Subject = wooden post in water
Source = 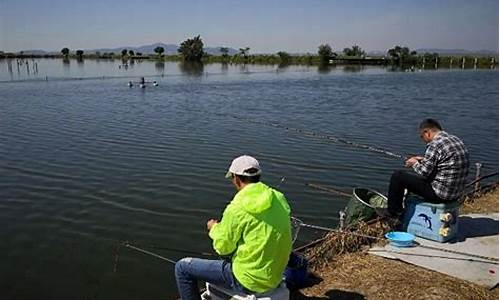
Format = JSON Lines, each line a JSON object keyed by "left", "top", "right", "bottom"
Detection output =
{"left": 462, "top": 57, "right": 465, "bottom": 69}
{"left": 450, "top": 58, "right": 453, "bottom": 69}
{"left": 491, "top": 57, "right": 495, "bottom": 69}
{"left": 435, "top": 57, "right": 438, "bottom": 69}
{"left": 475, "top": 162, "right": 482, "bottom": 194}
{"left": 422, "top": 56, "right": 425, "bottom": 69}
{"left": 474, "top": 58, "right": 478, "bottom": 69}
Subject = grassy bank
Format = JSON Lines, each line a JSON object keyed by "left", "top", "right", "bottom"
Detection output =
{"left": 294, "top": 187, "right": 499, "bottom": 299}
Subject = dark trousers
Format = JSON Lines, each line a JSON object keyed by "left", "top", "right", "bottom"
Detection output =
{"left": 387, "top": 170, "right": 443, "bottom": 215}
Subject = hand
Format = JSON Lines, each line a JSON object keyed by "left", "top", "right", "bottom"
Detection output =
{"left": 207, "top": 219, "right": 218, "bottom": 231}
{"left": 405, "top": 157, "right": 419, "bottom": 167}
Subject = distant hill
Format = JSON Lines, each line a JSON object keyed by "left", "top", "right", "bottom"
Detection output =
{"left": 415, "top": 48, "right": 498, "bottom": 56}
{"left": 16, "top": 42, "right": 238, "bottom": 56}
{"left": 88, "top": 42, "right": 238, "bottom": 55}
{"left": 367, "top": 50, "right": 386, "bottom": 56}
{"left": 15, "top": 45, "right": 498, "bottom": 57}
{"left": 20, "top": 49, "right": 55, "bottom": 55}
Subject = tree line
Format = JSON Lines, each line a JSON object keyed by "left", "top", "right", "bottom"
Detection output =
{"left": 53, "top": 38, "right": 498, "bottom": 68}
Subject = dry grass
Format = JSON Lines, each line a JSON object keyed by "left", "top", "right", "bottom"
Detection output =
{"left": 304, "top": 219, "right": 393, "bottom": 271}
{"left": 295, "top": 253, "right": 497, "bottom": 300}
{"left": 294, "top": 187, "right": 499, "bottom": 300}
{"left": 462, "top": 186, "right": 499, "bottom": 214}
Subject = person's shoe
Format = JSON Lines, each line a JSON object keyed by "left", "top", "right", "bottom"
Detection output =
{"left": 375, "top": 208, "right": 404, "bottom": 230}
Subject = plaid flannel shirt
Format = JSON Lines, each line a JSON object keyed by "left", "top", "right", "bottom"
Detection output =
{"left": 412, "top": 131, "right": 469, "bottom": 200}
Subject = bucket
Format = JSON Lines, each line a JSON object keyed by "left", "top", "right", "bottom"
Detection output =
{"left": 345, "top": 188, "right": 388, "bottom": 225}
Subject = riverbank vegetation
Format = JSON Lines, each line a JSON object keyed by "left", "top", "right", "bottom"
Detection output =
{"left": 1, "top": 38, "right": 497, "bottom": 69}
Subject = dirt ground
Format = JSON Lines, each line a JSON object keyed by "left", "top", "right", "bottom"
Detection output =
{"left": 292, "top": 187, "right": 499, "bottom": 300}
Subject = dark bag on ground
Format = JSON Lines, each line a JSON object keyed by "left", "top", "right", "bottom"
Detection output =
{"left": 283, "top": 252, "right": 308, "bottom": 290}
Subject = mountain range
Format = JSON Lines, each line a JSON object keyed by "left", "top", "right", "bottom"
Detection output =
{"left": 19, "top": 42, "right": 239, "bottom": 55}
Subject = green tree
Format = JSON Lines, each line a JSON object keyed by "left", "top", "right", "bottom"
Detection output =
{"left": 61, "top": 47, "right": 70, "bottom": 57}
{"left": 121, "top": 49, "right": 128, "bottom": 57}
{"left": 277, "top": 51, "right": 291, "bottom": 64}
{"left": 387, "top": 45, "right": 416, "bottom": 64}
{"left": 154, "top": 46, "right": 165, "bottom": 57}
{"left": 136, "top": 52, "right": 142, "bottom": 56}
{"left": 76, "top": 49, "right": 84, "bottom": 59}
{"left": 318, "top": 44, "right": 334, "bottom": 63}
{"left": 220, "top": 47, "right": 229, "bottom": 60}
{"left": 128, "top": 50, "right": 135, "bottom": 56}
{"left": 343, "top": 44, "right": 366, "bottom": 57}
{"left": 239, "top": 47, "right": 250, "bottom": 57}
{"left": 178, "top": 35, "right": 204, "bottom": 62}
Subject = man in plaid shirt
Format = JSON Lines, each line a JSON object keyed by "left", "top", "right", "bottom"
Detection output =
{"left": 386, "top": 118, "right": 469, "bottom": 217}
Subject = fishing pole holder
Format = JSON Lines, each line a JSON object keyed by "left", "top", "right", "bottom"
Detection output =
{"left": 338, "top": 208, "right": 347, "bottom": 229}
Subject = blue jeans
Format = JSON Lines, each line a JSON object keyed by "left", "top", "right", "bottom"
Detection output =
{"left": 175, "top": 258, "right": 245, "bottom": 300}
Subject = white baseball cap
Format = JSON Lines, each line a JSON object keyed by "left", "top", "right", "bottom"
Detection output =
{"left": 225, "top": 155, "right": 262, "bottom": 178}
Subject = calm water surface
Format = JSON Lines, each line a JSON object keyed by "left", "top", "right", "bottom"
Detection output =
{"left": 0, "top": 59, "right": 498, "bottom": 299}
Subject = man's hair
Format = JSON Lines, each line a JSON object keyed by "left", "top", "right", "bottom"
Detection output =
{"left": 235, "top": 168, "right": 261, "bottom": 183}
{"left": 419, "top": 118, "right": 442, "bottom": 131}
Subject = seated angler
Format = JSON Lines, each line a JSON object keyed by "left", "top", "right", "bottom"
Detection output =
{"left": 175, "top": 155, "right": 292, "bottom": 300}
{"left": 383, "top": 118, "right": 469, "bottom": 218}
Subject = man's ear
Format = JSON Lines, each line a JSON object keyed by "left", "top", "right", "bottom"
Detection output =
{"left": 233, "top": 176, "right": 241, "bottom": 187}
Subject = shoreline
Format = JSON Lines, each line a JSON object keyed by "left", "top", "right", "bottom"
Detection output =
{"left": 293, "top": 186, "right": 499, "bottom": 299}
{"left": 1, "top": 54, "right": 497, "bottom": 69}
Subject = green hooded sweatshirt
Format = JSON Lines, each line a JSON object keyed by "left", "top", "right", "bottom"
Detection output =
{"left": 208, "top": 182, "right": 292, "bottom": 293}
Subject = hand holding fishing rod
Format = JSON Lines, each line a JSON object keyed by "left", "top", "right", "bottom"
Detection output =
{"left": 404, "top": 156, "right": 424, "bottom": 167}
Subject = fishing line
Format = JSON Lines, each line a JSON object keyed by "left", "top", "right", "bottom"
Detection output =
{"left": 179, "top": 106, "right": 405, "bottom": 160}
{"left": 305, "top": 183, "right": 351, "bottom": 197}
{"left": 221, "top": 113, "right": 406, "bottom": 160}
{"left": 291, "top": 217, "right": 499, "bottom": 262}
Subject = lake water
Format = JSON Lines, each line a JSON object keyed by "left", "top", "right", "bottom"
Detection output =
{"left": 0, "top": 59, "right": 498, "bottom": 299}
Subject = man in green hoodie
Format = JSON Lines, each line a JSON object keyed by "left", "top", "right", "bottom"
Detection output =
{"left": 175, "top": 155, "right": 292, "bottom": 300}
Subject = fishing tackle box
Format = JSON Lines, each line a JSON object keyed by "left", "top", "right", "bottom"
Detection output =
{"left": 402, "top": 196, "right": 460, "bottom": 242}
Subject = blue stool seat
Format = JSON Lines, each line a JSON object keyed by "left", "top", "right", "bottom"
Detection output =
{"left": 402, "top": 196, "right": 459, "bottom": 242}
{"left": 201, "top": 282, "right": 289, "bottom": 300}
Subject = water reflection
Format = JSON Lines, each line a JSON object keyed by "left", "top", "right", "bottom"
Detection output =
{"left": 278, "top": 62, "right": 291, "bottom": 71}
{"left": 155, "top": 61, "right": 165, "bottom": 73}
{"left": 220, "top": 63, "right": 229, "bottom": 73}
{"left": 343, "top": 65, "right": 365, "bottom": 73}
{"left": 179, "top": 61, "right": 204, "bottom": 77}
{"left": 62, "top": 58, "right": 70, "bottom": 73}
{"left": 239, "top": 64, "right": 249, "bottom": 74}
{"left": 317, "top": 63, "right": 335, "bottom": 74}
{"left": 7, "top": 59, "right": 13, "bottom": 80}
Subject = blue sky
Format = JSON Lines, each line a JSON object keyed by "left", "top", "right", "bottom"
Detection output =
{"left": 0, "top": 0, "right": 498, "bottom": 53}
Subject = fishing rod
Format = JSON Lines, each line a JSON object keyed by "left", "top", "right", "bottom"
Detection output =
{"left": 368, "top": 249, "right": 498, "bottom": 265}
{"left": 113, "top": 241, "right": 184, "bottom": 273}
{"left": 291, "top": 217, "right": 499, "bottom": 262}
{"left": 122, "top": 242, "right": 177, "bottom": 264}
{"left": 305, "top": 183, "right": 351, "bottom": 197}
{"left": 464, "top": 172, "right": 499, "bottom": 189}
{"left": 307, "top": 172, "right": 499, "bottom": 201}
